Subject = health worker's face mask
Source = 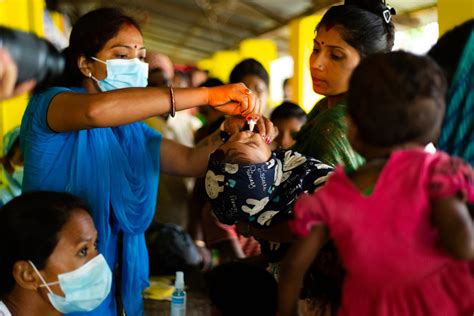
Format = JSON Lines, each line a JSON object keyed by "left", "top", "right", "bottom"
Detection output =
{"left": 90, "top": 56, "right": 148, "bottom": 91}
{"left": 29, "top": 254, "right": 112, "bottom": 313}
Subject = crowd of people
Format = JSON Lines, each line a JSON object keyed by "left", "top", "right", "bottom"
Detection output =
{"left": 0, "top": 0, "right": 472, "bottom": 316}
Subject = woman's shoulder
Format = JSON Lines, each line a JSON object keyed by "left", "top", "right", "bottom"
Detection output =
{"left": 31, "top": 86, "right": 83, "bottom": 99}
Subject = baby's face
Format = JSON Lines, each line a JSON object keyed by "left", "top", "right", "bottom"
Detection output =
{"left": 219, "top": 131, "right": 272, "bottom": 164}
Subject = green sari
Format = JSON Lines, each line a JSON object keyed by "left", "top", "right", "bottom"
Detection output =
{"left": 292, "top": 98, "right": 363, "bottom": 169}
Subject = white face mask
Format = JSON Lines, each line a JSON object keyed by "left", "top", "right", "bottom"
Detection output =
{"left": 90, "top": 57, "right": 148, "bottom": 91}
{"left": 29, "top": 254, "right": 112, "bottom": 313}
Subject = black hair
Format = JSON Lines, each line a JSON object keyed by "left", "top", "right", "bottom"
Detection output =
{"left": 206, "top": 261, "right": 278, "bottom": 316}
{"left": 0, "top": 191, "right": 91, "bottom": 298}
{"left": 199, "top": 77, "right": 225, "bottom": 88}
{"left": 61, "top": 8, "right": 141, "bottom": 87}
{"left": 348, "top": 51, "right": 447, "bottom": 147}
{"left": 270, "top": 101, "right": 307, "bottom": 123}
{"left": 317, "top": 0, "right": 396, "bottom": 58}
{"left": 428, "top": 19, "right": 473, "bottom": 86}
{"left": 229, "top": 58, "right": 269, "bottom": 88}
{"left": 4, "top": 138, "right": 20, "bottom": 161}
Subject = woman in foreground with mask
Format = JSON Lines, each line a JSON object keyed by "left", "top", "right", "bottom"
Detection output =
{"left": 0, "top": 191, "right": 112, "bottom": 316}
{"left": 20, "top": 7, "right": 268, "bottom": 316}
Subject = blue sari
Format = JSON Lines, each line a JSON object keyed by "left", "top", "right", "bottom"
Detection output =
{"left": 21, "top": 87, "right": 162, "bottom": 316}
{"left": 437, "top": 31, "right": 474, "bottom": 166}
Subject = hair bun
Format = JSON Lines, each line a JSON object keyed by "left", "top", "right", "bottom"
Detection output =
{"left": 344, "top": 0, "right": 396, "bottom": 23}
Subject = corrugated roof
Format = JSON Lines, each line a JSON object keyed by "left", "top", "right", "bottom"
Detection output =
{"left": 57, "top": 0, "right": 437, "bottom": 64}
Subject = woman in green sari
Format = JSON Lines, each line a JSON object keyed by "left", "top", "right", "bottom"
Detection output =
{"left": 293, "top": 0, "right": 396, "bottom": 171}
{"left": 289, "top": 1, "right": 397, "bottom": 314}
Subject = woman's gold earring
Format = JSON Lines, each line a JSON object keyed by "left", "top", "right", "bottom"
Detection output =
{"left": 88, "top": 73, "right": 92, "bottom": 78}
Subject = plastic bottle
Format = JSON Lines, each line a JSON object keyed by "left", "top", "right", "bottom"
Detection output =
{"left": 170, "top": 271, "right": 186, "bottom": 316}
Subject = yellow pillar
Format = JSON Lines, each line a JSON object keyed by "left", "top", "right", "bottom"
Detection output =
{"left": 207, "top": 50, "right": 242, "bottom": 83}
{"left": 289, "top": 15, "right": 322, "bottom": 112}
{"left": 0, "top": 0, "right": 45, "bottom": 140}
{"left": 239, "top": 39, "right": 277, "bottom": 78}
{"left": 438, "top": 0, "right": 473, "bottom": 35}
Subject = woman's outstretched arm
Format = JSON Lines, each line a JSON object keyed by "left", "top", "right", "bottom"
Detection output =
{"left": 47, "top": 84, "right": 261, "bottom": 132}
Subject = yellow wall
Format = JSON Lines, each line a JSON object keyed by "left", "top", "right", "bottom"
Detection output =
{"left": 206, "top": 50, "right": 242, "bottom": 83}
{"left": 239, "top": 38, "right": 277, "bottom": 78}
{"left": 198, "top": 39, "right": 278, "bottom": 84}
{"left": 0, "top": 0, "right": 45, "bottom": 140}
{"left": 438, "top": 0, "right": 473, "bottom": 35}
{"left": 289, "top": 15, "right": 322, "bottom": 112}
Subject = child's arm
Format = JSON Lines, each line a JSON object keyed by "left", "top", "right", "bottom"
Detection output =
{"left": 236, "top": 220, "right": 294, "bottom": 242}
{"left": 278, "top": 224, "right": 328, "bottom": 316}
{"left": 431, "top": 196, "right": 474, "bottom": 260}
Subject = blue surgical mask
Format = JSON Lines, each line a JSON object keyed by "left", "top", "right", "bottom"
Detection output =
{"left": 29, "top": 254, "right": 112, "bottom": 313}
{"left": 90, "top": 57, "right": 148, "bottom": 91}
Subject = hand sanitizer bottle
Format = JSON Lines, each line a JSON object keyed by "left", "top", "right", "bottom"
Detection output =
{"left": 171, "top": 271, "right": 186, "bottom": 316}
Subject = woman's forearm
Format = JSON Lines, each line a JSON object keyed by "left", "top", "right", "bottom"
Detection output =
{"left": 48, "top": 87, "right": 208, "bottom": 132}
{"left": 160, "top": 129, "right": 223, "bottom": 177}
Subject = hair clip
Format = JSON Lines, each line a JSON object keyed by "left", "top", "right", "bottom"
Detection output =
{"left": 382, "top": 5, "right": 396, "bottom": 24}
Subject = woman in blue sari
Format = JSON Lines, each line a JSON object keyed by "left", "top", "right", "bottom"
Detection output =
{"left": 428, "top": 19, "right": 473, "bottom": 166}
{"left": 20, "top": 8, "right": 266, "bottom": 316}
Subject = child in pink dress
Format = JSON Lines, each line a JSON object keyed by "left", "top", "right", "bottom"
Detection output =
{"left": 278, "top": 51, "right": 474, "bottom": 316}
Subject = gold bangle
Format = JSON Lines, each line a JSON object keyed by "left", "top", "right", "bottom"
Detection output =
{"left": 169, "top": 86, "right": 176, "bottom": 117}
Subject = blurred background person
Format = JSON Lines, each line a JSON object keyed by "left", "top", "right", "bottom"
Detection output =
{"left": 146, "top": 51, "right": 174, "bottom": 89}
{"left": 428, "top": 19, "right": 473, "bottom": 166}
{"left": 282, "top": 77, "right": 293, "bottom": 101}
{"left": 0, "top": 49, "right": 35, "bottom": 101}
{"left": 270, "top": 101, "right": 306, "bottom": 149}
{"left": 0, "top": 127, "right": 23, "bottom": 206}
{"left": 230, "top": 58, "right": 269, "bottom": 115}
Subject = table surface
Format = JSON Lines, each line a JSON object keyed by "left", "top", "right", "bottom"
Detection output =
{"left": 144, "top": 291, "right": 211, "bottom": 316}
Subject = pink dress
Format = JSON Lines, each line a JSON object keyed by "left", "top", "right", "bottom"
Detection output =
{"left": 291, "top": 149, "right": 474, "bottom": 316}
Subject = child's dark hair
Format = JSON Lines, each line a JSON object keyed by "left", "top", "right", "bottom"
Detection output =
{"left": 230, "top": 58, "right": 269, "bottom": 88}
{"left": 348, "top": 51, "right": 447, "bottom": 147}
{"left": 0, "top": 191, "right": 91, "bottom": 298}
{"left": 270, "top": 101, "right": 307, "bottom": 124}
{"left": 318, "top": 0, "right": 395, "bottom": 58}
{"left": 61, "top": 8, "right": 141, "bottom": 87}
{"left": 206, "top": 261, "right": 278, "bottom": 316}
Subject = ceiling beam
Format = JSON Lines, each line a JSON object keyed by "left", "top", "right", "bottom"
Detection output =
{"left": 240, "top": 1, "right": 287, "bottom": 24}
{"left": 143, "top": 31, "right": 216, "bottom": 54}
{"left": 144, "top": 20, "right": 234, "bottom": 47}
